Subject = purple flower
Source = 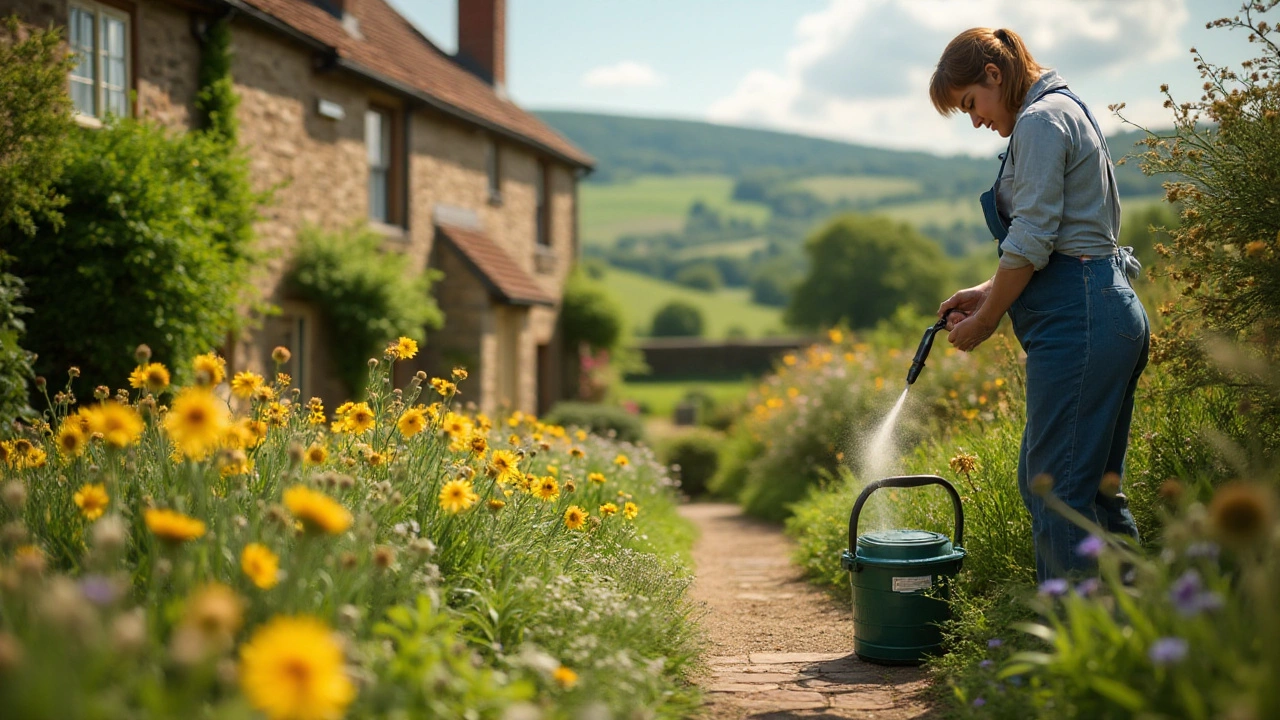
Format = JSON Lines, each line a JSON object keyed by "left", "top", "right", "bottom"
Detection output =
{"left": 1076, "top": 535, "right": 1105, "bottom": 558}
{"left": 979, "top": 659, "right": 994, "bottom": 670}
{"left": 987, "top": 638, "right": 1004, "bottom": 649}
{"left": 1185, "top": 542, "right": 1220, "bottom": 560}
{"left": 1075, "top": 577, "right": 1102, "bottom": 597}
{"left": 1148, "top": 637, "right": 1188, "bottom": 665}
{"left": 79, "top": 575, "right": 120, "bottom": 606}
{"left": 1169, "top": 569, "right": 1222, "bottom": 616}
{"left": 1038, "top": 578, "right": 1070, "bottom": 597}
{"left": 972, "top": 697, "right": 986, "bottom": 707}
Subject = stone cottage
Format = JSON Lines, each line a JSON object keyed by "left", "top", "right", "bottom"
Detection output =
{"left": 9, "top": 0, "right": 594, "bottom": 414}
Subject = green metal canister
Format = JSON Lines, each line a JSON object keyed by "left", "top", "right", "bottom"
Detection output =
{"left": 840, "top": 475, "right": 966, "bottom": 665}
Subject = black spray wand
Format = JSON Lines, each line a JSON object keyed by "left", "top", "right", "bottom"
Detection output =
{"left": 906, "top": 310, "right": 963, "bottom": 386}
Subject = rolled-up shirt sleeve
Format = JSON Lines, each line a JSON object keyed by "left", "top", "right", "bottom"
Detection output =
{"left": 998, "top": 113, "right": 1068, "bottom": 271}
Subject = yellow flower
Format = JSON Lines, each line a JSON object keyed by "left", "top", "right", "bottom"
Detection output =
{"left": 613, "top": 454, "right": 629, "bottom": 467}
{"left": 488, "top": 449, "right": 521, "bottom": 484}
{"left": 598, "top": 502, "right": 618, "bottom": 517}
{"left": 391, "top": 336, "right": 418, "bottom": 360}
{"left": 241, "top": 543, "right": 280, "bottom": 590}
{"left": 588, "top": 472, "right": 606, "bottom": 485}
{"left": 827, "top": 328, "right": 844, "bottom": 344}
{"left": 441, "top": 412, "right": 471, "bottom": 438}
{"left": 574, "top": 430, "right": 587, "bottom": 442}
{"left": 164, "top": 388, "right": 230, "bottom": 460}
{"left": 73, "top": 483, "right": 109, "bottom": 520}
{"left": 430, "top": 378, "right": 458, "bottom": 397}
{"left": 239, "top": 616, "right": 355, "bottom": 720}
{"left": 145, "top": 508, "right": 207, "bottom": 543}
{"left": 397, "top": 407, "right": 427, "bottom": 438}
{"left": 533, "top": 476, "right": 559, "bottom": 501}
{"left": 192, "top": 352, "right": 227, "bottom": 387}
{"left": 83, "top": 401, "right": 146, "bottom": 449}
{"left": 451, "top": 366, "right": 468, "bottom": 380}
{"left": 949, "top": 452, "right": 979, "bottom": 476}
{"left": 345, "top": 402, "right": 375, "bottom": 435}
{"left": 553, "top": 666, "right": 578, "bottom": 689}
{"left": 468, "top": 433, "right": 488, "bottom": 456}
{"left": 563, "top": 505, "right": 587, "bottom": 530}
{"left": 439, "top": 479, "right": 479, "bottom": 514}
{"left": 569, "top": 447, "right": 585, "bottom": 458}
{"left": 486, "top": 499, "right": 506, "bottom": 513}
{"left": 623, "top": 502, "right": 639, "bottom": 520}
{"left": 55, "top": 420, "right": 89, "bottom": 457}
{"left": 283, "top": 486, "right": 352, "bottom": 535}
{"left": 304, "top": 443, "right": 328, "bottom": 466}
{"left": 128, "top": 362, "right": 171, "bottom": 393}
{"left": 231, "top": 371, "right": 265, "bottom": 399}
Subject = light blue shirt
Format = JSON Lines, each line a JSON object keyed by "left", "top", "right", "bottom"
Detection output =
{"left": 997, "top": 70, "right": 1121, "bottom": 270}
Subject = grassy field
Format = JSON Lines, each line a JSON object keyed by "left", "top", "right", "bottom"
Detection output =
{"left": 599, "top": 265, "right": 785, "bottom": 339}
{"left": 790, "top": 174, "right": 923, "bottom": 203}
{"left": 673, "top": 236, "right": 770, "bottom": 260}
{"left": 614, "top": 378, "right": 753, "bottom": 419}
{"left": 872, "top": 196, "right": 987, "bottom": 227}
{"left": 580, "top": 174, "right": 771, "bottom": 247}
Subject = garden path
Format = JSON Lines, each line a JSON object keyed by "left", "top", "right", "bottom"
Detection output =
{"left": 682, "top": 503, "right": 935, "bottom": 720}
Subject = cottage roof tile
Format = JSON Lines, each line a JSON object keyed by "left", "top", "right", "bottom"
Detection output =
{"left": 436, "top": 223, "right": 556, "bottom": 307}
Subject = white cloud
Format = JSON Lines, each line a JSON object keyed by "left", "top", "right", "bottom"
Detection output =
{"left": 706, "top": 0, "right": 1190, "bottom": 155}
{"left": 581, "top": 61, "right": 664, "bottom": 89}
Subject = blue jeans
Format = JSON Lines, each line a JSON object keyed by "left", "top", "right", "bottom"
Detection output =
{"left": 1007, "top": 253, "right": 1148, "bottom": 581}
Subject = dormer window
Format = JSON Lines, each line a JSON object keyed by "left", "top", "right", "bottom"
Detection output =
{"left": 68, "top": 1, "right": 131, "bottom": 120}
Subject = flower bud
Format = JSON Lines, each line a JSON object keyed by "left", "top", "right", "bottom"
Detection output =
{"left": 1, "top": 482, "right": 26, "bottom": 511}
{"left": 271, "top": 346, "right": 291, "bottom": 364}
{"left": 134, "top": 344, "right": 152, "bottom": 363}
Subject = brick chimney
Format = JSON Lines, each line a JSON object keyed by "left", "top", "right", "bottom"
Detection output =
{"left": 457, "top": 0, "right": 505, "bottom": 90}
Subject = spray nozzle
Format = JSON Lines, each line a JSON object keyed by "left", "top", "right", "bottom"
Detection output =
{"left": 906, "top": 311, "right": 963, "bottom": 386}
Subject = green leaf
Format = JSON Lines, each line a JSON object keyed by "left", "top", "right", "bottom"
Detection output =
{"left": 1087, "top": 676, "right": 1146, "bottom": 711}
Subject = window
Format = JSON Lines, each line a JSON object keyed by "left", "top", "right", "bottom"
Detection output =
{"left": 535, "top": 160, "right": 551, "bottom": 246}
{"left": 485, "top": 138, "right": 502, "bottom": 204}
{"left": 365, "top": 108, "right": 393, "bottom": 224}
{"left": 68, "top": 1, "right": 131, "bottom": 119}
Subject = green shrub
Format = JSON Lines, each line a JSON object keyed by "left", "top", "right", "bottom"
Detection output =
{"left": 708, "top": 427, "right": 762, "bottom": 499}
{"left": 560, "top": 268, "right": 623, "bottom": 352}
{"left": 287, "top": 225, "right": 443, "bottom": 395}
{"left": 673, "top": 261, "right": 722, "bottom": 291}
{"left": 659, "top": 428, "right": 723, "bottom": 497}
{"left": 650, "top": 300, "right": 704, "bottom": 337}
{"left": 785, "top": 214, "right": 948, "bottom": 330}
{"left": 543, "top": 400, "right": 645, "bottom": 444}
{"left": 7, "top": 118, "right": 261, "bottom": 392}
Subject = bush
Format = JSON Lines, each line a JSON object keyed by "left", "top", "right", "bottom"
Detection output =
{"left": 673, "top": 261, "right": 722, "bottom": 291}
{"left": 650, "top": 301, "right": 704, "bottom": 337}
{"left": 543, "top": 400, "right": 645, "bottom": 444}
{"left": 785, "top": 214, "right": 949, "bottom": 330}
{"left": 287, "top": 225, "right": 443, "bottom": 395}
{"left": 6, "top": 118, "right": 261, "bottom": 392}
{"left": 659, "top": 428, "right": 723, "bottom": 497}
{"left": 560, "top": 268, "right": 623, "bottom": 352}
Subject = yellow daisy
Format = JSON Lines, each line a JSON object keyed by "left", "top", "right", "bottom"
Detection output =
{"left": 163, "top": 388, "right": 230, "bottom": 460}
{"left": 73, "top": 483, "right": 109, "bottom": 520}
{"left": 563, "top": 505, "right": 587, "bottom": 530}
{"left": 554, "top": 666, "right": 579, "bottom": 689}
{"left": 532, "top": 476, "right": 559, "bottom": 502}
{"left": 230, "top": 371, "right": 265, "bottom": 399}
{"left": 239, "top": 616, "right": 355, "bottom": 720}
{"left": 346, "top": 402, "right": 375, "bottom": 435}
{"left": 83, "top": 401, "right": 145, "bottom": 449}
{"left": 128, "top": 362, "right": 171, "bottom": 393}
{"left": 192, "top": 352, "right": 227, "bottom": 387}
{"left": 397, "top": 407, "right": 427, "bottom": 438}
{"left": 438, "top": 479, "right": 479, "bottom": 514}
{"left": 55, "top": 420, "right": 89, "bottom": 457}
{"left": 144, "top": 508, "right": 207, "bottom": 543}
{"left": 391, "top": 336, "right": 418, "bottom": 360}
{"left": 588, "top": 472, "right": 606, "bottom": 485}
{"left": 283, "top": 486, "right": 352, "bottom": 535}
{"left": 304, "top": 443, "right": 328, "bottom": 466}
{"left": 613, "top": 454, "right": 629, "bottom": 467}
{"left": 598, "top": 502, "right": 618, "bottom": 517}
{"left": 241, "top": 543, "right": 280, "bottom": 590}
{"left": 623, "top": 502, "right": 640, "bottom": 520}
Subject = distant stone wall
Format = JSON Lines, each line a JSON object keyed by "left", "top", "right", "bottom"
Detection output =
{"left": 630, "top": 337, "right": 820, "bottom": 379}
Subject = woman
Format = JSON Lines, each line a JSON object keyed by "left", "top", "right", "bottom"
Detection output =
{"left": 929, "top": 28, "right": 1148, "bottom": 581}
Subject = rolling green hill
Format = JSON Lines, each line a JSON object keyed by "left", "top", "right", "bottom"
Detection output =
{"left": 598, "top": 266, "right": 784, "bottom": 340}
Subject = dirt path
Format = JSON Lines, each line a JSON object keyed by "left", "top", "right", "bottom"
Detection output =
{"left": 681, "top": 503, "right": 935, "bottom": 719}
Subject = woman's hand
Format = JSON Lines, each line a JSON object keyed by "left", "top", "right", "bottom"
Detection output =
{"left": 947, "top": 311, "right": 999, "bottom": 352}
{"left": 939, "top": 280, "right": 993, "bottom": 330}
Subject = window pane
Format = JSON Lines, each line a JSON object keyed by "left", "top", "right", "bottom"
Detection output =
{"left": 106, "top": 57, "right": 125, "bottom": 88}
{"left": 69, "top": 9, "right": 94, "bottom": 82}
{"left": 365, "top": 110, "right": 385, "bottom": 166}
{"left": 71, "top": 80, "right": 95, "bottom": 116}
{"left": 106, "top": 89, "right": 127, "bottom": 117}
{"left": 103, "top": 16, "right": 125, "bottom": 58}
{"left": 369, "top": 169, "right": 388, "bottom": 223}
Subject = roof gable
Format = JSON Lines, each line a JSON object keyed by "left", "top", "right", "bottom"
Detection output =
{"left": 227, "top": 0, "right": 593, "bottom": 168}
{"left": 436, "top": 224, "right": 556, "bottom": 307}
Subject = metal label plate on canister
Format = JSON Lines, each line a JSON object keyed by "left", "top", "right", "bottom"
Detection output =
{"left": 891, "top": 575, "right": 932, "bottom": 593}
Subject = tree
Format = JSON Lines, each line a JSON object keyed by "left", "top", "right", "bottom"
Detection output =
{"left": 674, "top": 262, "right": 723, "bottom": 291}
{"left": 651, "top": 301, "right": 705, "bottom": 337}
{"left": 560, "top": 268, "right": 624, "bottom": 353}
{"left": 785, "top": 214, "right": 948, "bottom": 330}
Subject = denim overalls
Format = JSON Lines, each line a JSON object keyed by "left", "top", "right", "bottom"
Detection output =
{"left": 983, "top": 88, "right": 1149, "bottom": 581}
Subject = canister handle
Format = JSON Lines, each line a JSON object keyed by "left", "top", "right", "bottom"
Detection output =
{"left": 847, "top": 475, "right": 964, "bottom": 556}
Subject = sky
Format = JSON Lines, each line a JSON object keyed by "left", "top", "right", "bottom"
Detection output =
{"left": 397, "top": 0, "right": 1261, "bottom": 157}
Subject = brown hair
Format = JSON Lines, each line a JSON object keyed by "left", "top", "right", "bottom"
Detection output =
{"left": 929, "top": 28, "right": 1043, "bottom": 116}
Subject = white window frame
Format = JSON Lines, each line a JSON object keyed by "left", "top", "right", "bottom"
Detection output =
{"left": 68, "top": 1, "right": 131, "bottom": 122}
{"left": 366, "top": 107, "right": 393, "bottom": 224}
